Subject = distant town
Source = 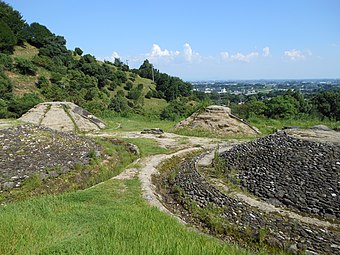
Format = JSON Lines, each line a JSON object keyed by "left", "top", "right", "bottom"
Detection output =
{"left": 191, "top": 79, "right": 340, "bottom": 95}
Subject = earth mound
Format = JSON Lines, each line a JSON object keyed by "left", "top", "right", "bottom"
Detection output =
{"left": 19, "top": 102, "right": 105, "bottom": 133}
{"left": 175, "top": 105, "right": 260, "bottom": 136}
{"left": 0, "top": 124, "right": 100, "bottom": 190}
{"left": 219, "top": 131, "right": 340, "bottom": 220}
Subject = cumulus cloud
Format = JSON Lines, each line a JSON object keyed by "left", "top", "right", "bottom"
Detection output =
{"left": 111, "top": 51, "right": 120, "bottom": 60}
{"left": 147, "top": 43, "right": 199, "bottom": 63}
{"left": 230, "top": 51, "right": 259, "bottom": 62}
{"left": 262, "top": 47, "right": 270, "bottom": 57}
{"left": 150, "top": 44, "right": 172, "bottom": 58}
{"left": 183, "top": 43, "right": 193, "bottom": 62}
{"left": 284, "top": 49, "right": 309, "bottom": 60}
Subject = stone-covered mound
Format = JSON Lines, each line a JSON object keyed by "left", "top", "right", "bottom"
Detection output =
{"left": 219, "top": 131, "right": 340, "bottom": 220}
{"left": 0, "top": 125, "right": 100, "bottom": 190}
{"left": 175, "top": 105, "right": 260, "bottom": 136}
{"left": 19, "top": 102, "right": 105, "bottom": 133}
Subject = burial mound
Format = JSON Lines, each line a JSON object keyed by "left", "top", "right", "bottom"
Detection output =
{"left": 175, "top": 105, "right": 260, "bottom": 136}
{"left": 19, "top": 102, "right": 105, "bottom": 133}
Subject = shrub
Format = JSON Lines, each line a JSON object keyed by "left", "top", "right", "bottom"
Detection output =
{"left": 0, "top": 53, "right": 13, "bottom": 70}
{"left": 15, "top": 58, "right": 37, "bottom": 75}
{"left": 8, "top": 93, "right": 42, "bottom": 117}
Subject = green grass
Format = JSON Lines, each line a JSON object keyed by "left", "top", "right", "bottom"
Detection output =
{"left": 248, "top": 116, "right": 340, "bottom": 135}
{"left": 174, "top": 127, "right": 256, "bottom": 141}
{"left": 143, "top": 97, "right": 168, "bottom": 116}
{"left": 0, "top": 178, "right": 255, "bottom": 255}
{"left": 122, "top": 138, "right": 170, "bottom": 157}
{"left": 13, "top": 43, "right": 39, "bottom": 60}
{"left": 101, "top": 113, "right": 177, "bottom": 133}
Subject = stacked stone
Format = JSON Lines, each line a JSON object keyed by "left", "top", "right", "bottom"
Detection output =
{"left": 172, "top": 155, "right": 340, "bottom": 254}
{"left": 0, "top": 124, "right": 100, "bottom": 190}
{"left": 219, "top": 131, "right": 340, "bottom": 220}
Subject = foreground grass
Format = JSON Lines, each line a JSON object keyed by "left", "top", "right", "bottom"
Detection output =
{"left": 0, "top": 178, "right": 255, "bottom": 255}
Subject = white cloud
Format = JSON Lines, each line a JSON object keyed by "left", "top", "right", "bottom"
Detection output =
{"left": 111, "top": 51, "right": 120, "bottom": 60}
{"left": 183, "top": 43, "right": 193, "bottom": 62}
{"left": 146, "top": 43, "right": 200, "bottom": 63}
{"left": 220, "top": 51, "right": 229, "bottom": 60}
{"left": 150, "top": 44, "right": 171, "bottom": 58}
{"left": 262, "top": 47, "right": 270, "bottom": 57}
{"left": 231, "top": 51, "right": 259, "bottom": 62}
{"left": 148, "top": 44, "right": 180, "bottom": 61}
{"left": 284, "top": 49, "right": 309, "bottom": 60}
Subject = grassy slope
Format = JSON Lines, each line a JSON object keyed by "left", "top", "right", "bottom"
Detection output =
{"left": 8, "top": 43, "right": 169, "bottom": 114}
{"left": 0, "top": 176, "right": 256, "bottom": 255}
{"left": 8, "top": 43, "right": 40, "bottom": 96}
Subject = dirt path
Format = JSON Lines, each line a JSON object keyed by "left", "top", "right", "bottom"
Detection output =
{"left": 111, "top": 134, "right": 219, "bottom": 222}
{"left": 106, "top": 130, "right": 339, "bottom": 229}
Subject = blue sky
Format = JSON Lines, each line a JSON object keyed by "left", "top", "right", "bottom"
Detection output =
{"left": 6, "top": 0, "right": 340, "bottom": 80}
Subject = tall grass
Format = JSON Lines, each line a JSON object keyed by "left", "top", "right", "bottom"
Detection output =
{"left": 0, "top": 178, "right": 257, "bottom": 255}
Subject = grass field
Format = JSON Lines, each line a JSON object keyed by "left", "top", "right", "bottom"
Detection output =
{"left": 0, "top": 177, "right": 260, "bottom": 255}
{"left": 101, "top": 113, "right": 177, "bottom": 133}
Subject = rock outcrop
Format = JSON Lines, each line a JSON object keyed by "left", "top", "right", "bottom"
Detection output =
{"left": 19, "top": 102, "right": 105, "bottom": 133}
{"left": 175, "top": 105, "right": 260, "bottom": 136}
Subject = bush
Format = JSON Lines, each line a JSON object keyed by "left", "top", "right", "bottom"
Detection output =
{"left": 0, "top": 53, "right": 13, "bottom": 70}
{"left": 0, "top": 20, "right": 16, "bottom": 54}
{"left": 15, "top": 58, "right": 37, "bottom": 75}
{"left": 0, "top": 70, "right": 13, "bottom": 100}
{"left": 0, "top": 99, "right": 11, "bottom": 118}
{"left": 8, "top": 93, "right": 42, "bottom": 117}
{"left": 124, "top": 81, "right": 133, "bottom": 91}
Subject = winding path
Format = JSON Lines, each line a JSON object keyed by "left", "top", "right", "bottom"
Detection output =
{"left": 110, "top": 131, "right": 338, "bottom": 230}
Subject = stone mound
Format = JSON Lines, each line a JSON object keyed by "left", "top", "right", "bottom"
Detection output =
{"left": 19, "top": 102, "right": 105, "bottom": 132}
{"left": 0, "top": 124, "right": 100, "bottom": 190}
{"left": 175, "top": 105, "right": 260, "bottom": 136}
{"left": 219, "top": 131, "right": 340, "bottom": 220}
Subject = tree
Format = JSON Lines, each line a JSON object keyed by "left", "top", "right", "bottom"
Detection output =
{"left": 265, "top": 95, "right": 298, "bottom": 119}
{"left": 312, "top": 92, "right": 340, "bottom": 120}
{"left": 138, "top": 59, "right": 153, "bottom": 80}
{"left": 24, "top": 22, "right": 53, "bottom": 48}
{"left": 109, "top": 91, "right": 130, "bottom": 114}
{"left": 74, "top": 47, "right": 83, "bottom": 56}
{"left": 0, "top": 1, "right": 26, "bottom": 41}
{"left": 0, "top": 20, "right": 16, "bottom": 54}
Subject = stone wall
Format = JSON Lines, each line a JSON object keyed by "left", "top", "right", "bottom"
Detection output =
{"left": 171, "top": 154, "right": 339, "bottom": 254}
{"left": 219, "top": 131, "right": 340, "bottom": 220}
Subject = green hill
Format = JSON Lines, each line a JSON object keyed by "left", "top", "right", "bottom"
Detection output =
{"left": 0, "top": 1, "right": 198, "bottom": 121}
